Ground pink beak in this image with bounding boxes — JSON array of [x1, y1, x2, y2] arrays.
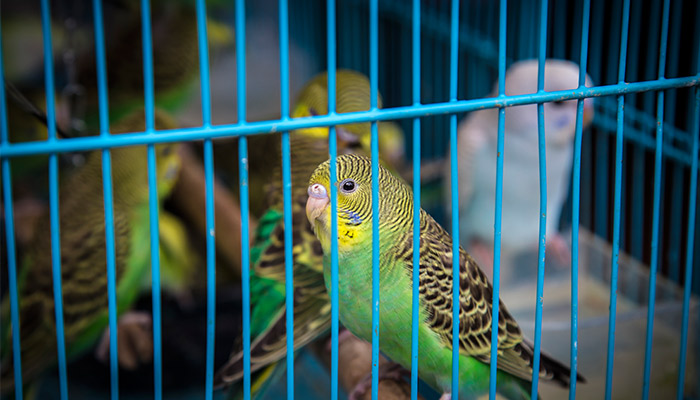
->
[[306, 183, 330, 225]]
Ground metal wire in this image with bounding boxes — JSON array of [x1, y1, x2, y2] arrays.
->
[[41, 0, 70, 397], [570, 0, 591, 397], [530, 0, 550, 397]]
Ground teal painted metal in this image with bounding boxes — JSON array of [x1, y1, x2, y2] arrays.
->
[[531, 0, 550, 397], [605, 1, 631, 398], [642, 1, 671, 398], [489, 1, 508, 398], [1, 1, 699, 400], [41, 0, 70, 397], [448, 0, 460, 397], [570, 0, 591, 396], [410, 0, 421, 398]]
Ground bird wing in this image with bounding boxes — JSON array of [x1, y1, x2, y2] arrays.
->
[[214, 198, 331, 388], [396, 210, 567, 383]]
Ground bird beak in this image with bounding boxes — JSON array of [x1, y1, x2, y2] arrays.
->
[[306, 183, 330, 226], [337, 126, 361, 149]]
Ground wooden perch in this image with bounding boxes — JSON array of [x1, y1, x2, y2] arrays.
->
[[310, 332, 422, 400], [170, 143, 255, 279]]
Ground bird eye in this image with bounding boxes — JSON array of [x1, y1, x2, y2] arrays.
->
[[340, 179, 357, 193], [552, 100, 566, 106]]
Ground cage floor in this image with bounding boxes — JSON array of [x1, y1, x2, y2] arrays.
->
[[501, 229, 699, 400]]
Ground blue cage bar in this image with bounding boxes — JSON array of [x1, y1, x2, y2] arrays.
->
[[0, 1, 699, 400]]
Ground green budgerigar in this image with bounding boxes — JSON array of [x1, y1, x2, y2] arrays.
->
[[213, 70, 402, 397], [305, 154, 585, 400], [0, 109, 182, 393]]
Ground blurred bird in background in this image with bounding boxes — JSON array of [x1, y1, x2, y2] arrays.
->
[[1, 0, 234, 251], [445, 59, 594, 282], [0, 108, 185, 396]]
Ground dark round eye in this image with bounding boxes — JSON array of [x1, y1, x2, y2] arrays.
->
[[340, 179, 357, 193], [552, 100, 566, 106]]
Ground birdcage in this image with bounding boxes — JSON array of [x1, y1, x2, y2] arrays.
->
[[0, 0, 698, 400]]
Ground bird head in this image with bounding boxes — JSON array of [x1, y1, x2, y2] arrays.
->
[[306, 154, 411, 255], [291, 69, 383, 154], [499, 59, 595, 147]]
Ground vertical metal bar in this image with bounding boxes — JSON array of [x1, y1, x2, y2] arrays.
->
[[685, 4, 700, 158], [196, 0, 211, 129], [676, 57, 700, 400], [326, 0, 339, 398], [369, 1, 380, 399], [641, 1, 670, 398], [531, 0, 549, 397], [93, 0, 119, 398], [588, 0, 604, 94], [692, 8, 700, 391], [0, 167, 21, 399], [596, 0, 623, 242], [195, 1, 216, 398], [627, 0, 643, 261], [605, 1, 630, 399], [141, 0, 155, 131], [449, 0, 460, 398], [0, 12, 24, 396], [93, 0, 110, 136], [203, 137, 216, 397], [570, 0, 591, 397], [140, 1, 162, 398], [238, 136, 251, 400], [663, 0, 682, 126], [234, 0, 250, 398], [41, 0, 70, 397], [278, 0, 294, 396], [490, 0, 507, 398], [410, 0, 421, 398]]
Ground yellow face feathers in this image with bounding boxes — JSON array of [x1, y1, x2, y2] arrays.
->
[[290, 69, 383, 147], [306, 154, 411, 254]]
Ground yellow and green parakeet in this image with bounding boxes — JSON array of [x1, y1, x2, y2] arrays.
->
[[0, 108, 183, 393], [305, 154, 585, 400], [213, 69, 404, 398]]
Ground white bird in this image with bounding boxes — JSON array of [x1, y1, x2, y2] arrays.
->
[[445, 59, 594, 282]]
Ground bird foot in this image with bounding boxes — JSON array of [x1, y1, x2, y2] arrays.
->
[[95, 311, 153, 370], [325, 327, 355, 352], [348, 361, 411, 400]]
